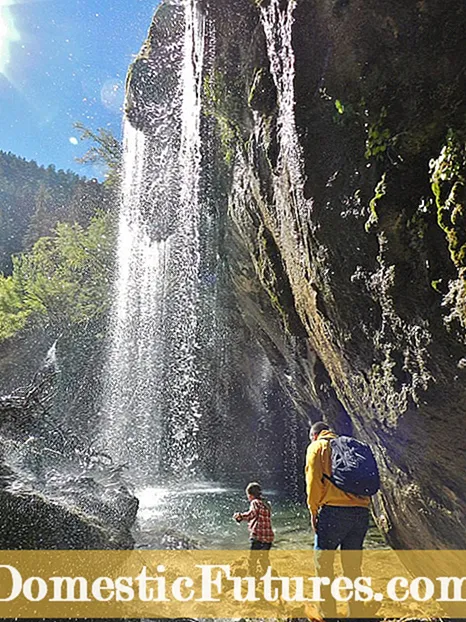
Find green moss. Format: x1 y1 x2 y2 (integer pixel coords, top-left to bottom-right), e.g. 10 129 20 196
124 62 136 117
203 72 222 107
203 71 241 165
331 98 360 127
335 99 345 115
323 92 364 128
255 225 293 335
431 279 443 293
365 172 387 232
218 119 237 165
430 129 466 268
365 108 391 160
406 200 431 249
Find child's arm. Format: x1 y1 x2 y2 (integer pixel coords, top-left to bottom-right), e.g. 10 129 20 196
233 500 258 522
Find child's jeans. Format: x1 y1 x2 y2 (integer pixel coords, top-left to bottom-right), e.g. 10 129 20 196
249 538 272 577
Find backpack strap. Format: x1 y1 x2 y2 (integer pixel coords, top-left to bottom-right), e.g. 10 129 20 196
320 437 333 484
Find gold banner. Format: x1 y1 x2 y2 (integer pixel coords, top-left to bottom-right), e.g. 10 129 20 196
0 550 464 618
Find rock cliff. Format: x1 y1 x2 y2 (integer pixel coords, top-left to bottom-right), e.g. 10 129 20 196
127 0 466 549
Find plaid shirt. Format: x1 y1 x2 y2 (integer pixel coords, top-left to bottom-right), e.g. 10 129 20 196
239 498 274 543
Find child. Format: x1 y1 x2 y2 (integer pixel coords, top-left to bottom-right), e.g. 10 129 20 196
233 482 274 575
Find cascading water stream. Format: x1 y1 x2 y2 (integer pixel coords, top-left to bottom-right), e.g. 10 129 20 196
164 0 206 469
260 0 299 182
100 0 207 484
100 123 168 481
227 0 314 495
258 0 313 264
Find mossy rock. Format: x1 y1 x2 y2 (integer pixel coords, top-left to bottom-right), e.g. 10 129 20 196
248 67 276 116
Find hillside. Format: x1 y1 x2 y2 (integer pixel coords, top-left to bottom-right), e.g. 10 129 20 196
0 151 114 274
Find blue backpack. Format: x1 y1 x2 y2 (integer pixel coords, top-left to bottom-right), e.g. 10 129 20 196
323 436 380 496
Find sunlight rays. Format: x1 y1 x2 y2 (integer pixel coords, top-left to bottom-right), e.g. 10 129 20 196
0 0 20 76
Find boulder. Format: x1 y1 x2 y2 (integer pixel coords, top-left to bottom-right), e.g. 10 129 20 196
0 468 137 550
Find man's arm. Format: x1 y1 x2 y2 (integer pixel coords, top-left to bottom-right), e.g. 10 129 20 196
305 442 324 528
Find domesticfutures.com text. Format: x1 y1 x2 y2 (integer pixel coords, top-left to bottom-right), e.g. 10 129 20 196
1 563 465 605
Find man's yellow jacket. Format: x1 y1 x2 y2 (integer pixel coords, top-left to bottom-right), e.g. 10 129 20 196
305 429 370 518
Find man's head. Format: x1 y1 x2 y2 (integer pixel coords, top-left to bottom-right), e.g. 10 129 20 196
309 421 331 442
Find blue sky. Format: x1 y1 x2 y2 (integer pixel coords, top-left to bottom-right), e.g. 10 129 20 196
0 0 159 177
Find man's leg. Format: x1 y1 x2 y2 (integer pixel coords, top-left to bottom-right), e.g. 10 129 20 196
340 507 370 618
340 507 369 576
315 506 350 619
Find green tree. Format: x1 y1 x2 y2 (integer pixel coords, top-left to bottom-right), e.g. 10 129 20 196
22 185 55 249
0 211 115 340
73 122 122 187
0 274 34 340
0 150 111 272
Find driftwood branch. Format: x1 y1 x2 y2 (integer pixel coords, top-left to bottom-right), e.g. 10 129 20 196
0 365 57 437
0 351 127 482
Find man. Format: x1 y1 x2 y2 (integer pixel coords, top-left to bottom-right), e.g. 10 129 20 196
305 421 371 619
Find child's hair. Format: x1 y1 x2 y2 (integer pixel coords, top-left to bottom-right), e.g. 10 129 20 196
246 482 262 498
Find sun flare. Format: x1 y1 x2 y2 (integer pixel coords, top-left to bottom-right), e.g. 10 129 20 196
0 2 20 75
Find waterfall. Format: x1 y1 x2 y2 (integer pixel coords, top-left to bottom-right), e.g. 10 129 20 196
101 0 207 484
260 0 300 182
259 0 311 262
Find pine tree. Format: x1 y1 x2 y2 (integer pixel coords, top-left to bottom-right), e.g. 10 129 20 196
73 122 122 187
22 186 55 250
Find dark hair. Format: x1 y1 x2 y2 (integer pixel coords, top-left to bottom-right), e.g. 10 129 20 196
310 421 331 436
246 482 262 498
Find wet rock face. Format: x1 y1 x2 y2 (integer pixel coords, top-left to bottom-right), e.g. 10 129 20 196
125 1 184 134
133 0 465 548
206 0 466 548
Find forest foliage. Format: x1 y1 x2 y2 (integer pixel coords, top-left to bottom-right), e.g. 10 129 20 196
0 133 120 343
0 213 115 340
0 151 116 272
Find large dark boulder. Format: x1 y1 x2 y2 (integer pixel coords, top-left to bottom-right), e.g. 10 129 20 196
0 362 138 550
0 465 138 549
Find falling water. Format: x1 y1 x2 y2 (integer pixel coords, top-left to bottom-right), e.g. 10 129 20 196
259 0 312 264
101 0 207 484
260 0 300 182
